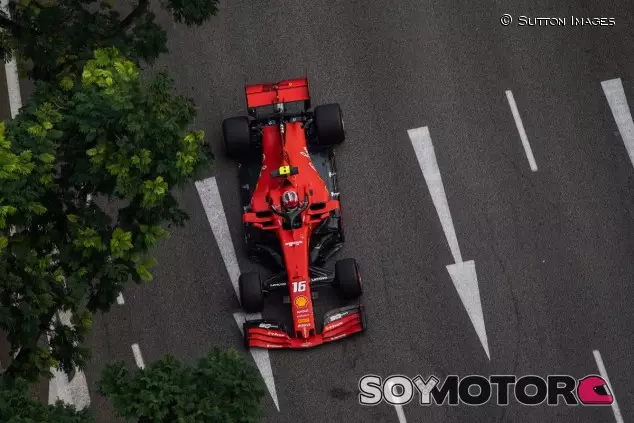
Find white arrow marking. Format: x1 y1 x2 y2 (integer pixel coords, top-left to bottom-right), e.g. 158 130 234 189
195 177 280 411
601 78 634 168
232 312 279 411
408 126 490 360
446 261 489 359
505 90 538 172
47 311 91 409
593 350 624 423
407 126 462 264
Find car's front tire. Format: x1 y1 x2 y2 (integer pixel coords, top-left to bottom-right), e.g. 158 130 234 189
239 272 264 313
223 116 251 160
334 258 362 300
314 103 345 146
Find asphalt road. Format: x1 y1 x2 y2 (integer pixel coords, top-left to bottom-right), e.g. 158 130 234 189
82 1 634 422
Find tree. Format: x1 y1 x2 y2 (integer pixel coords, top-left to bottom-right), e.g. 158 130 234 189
0 0 219 80
0 45 212 382
97 348 265 423
0 0 222 384
0 377 94 422
0 3 266 422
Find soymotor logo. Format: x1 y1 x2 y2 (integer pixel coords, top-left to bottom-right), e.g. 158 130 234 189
359 374 614 406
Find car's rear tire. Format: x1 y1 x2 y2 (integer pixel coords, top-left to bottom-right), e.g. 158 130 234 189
239 272 264 313
223 116 251 159
334 258 362 300
314 103 345 146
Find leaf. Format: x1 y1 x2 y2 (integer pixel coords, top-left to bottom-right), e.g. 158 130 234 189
135 264 153 281
29 203 48 215
38 152 55 163
0 236 8 249
66 214 79 223
110 227 133 258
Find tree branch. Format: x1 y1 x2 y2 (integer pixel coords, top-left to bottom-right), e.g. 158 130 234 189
120 0 149 30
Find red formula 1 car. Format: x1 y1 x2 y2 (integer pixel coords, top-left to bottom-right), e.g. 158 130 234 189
222 77 366 349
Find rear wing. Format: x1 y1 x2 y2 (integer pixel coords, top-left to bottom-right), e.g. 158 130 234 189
245 78 311 116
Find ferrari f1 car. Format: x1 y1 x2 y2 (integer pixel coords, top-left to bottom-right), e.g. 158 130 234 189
223 77 366 349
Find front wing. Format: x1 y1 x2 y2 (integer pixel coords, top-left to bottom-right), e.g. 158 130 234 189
244 304 365 349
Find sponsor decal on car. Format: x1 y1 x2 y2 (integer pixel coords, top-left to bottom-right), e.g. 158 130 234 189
327 333 347 341
311 276 328 282
324 320 344 331
326 311 351 323
284 240 303 247
294 295 308 308
297 317 310 324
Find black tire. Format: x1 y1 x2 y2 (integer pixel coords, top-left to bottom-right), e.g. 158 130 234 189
314 103 345 146
239 272 264 313
223 116 251 159
334 258 362 300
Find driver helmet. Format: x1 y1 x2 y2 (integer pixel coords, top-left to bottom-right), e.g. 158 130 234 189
281 190 299 210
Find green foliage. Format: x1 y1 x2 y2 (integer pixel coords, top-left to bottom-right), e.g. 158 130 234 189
98 348 265 423
0 0 224 414
0 377 94 422
0 0 219 80
0 46 212 382
162 0 220 26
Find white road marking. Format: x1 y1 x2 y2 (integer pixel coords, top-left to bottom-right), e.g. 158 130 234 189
131 343 145 369
116 292 125 305
593 350 624 423
1 0 22 119
408 127 490 360
232 312 279 411
394 405 407 423
385 379 408 423
195 177 280 411
601 78 634 168
46 311 91 409
446 261 489 359
407 126 462 264
505 90 538 172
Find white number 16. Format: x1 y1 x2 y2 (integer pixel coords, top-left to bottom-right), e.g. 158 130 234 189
292 281 306 293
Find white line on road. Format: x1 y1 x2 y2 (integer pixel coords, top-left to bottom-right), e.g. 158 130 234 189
601 78 634 168
408 127 490 360
505 90 538 172
1 0 23 119
116 292 125 305
195 177 280 411
131 343 145 369
593 350 624 423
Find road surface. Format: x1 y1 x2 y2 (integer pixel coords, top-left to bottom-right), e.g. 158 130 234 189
5 1 630 422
